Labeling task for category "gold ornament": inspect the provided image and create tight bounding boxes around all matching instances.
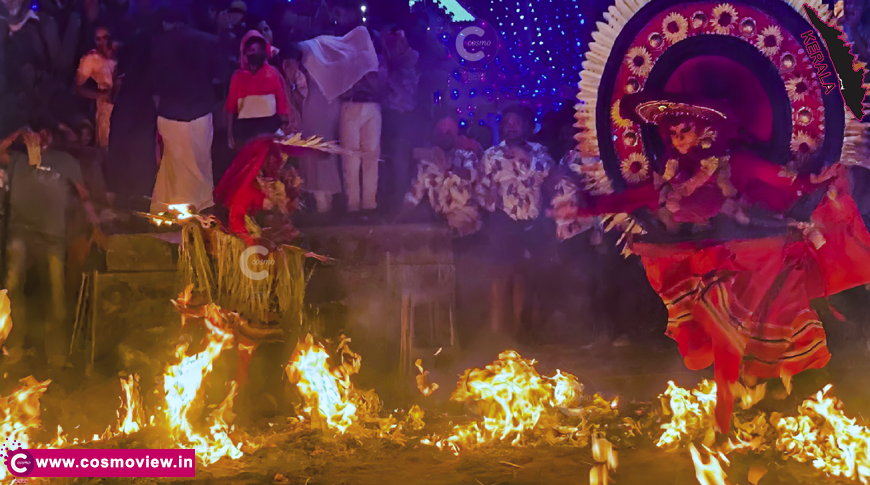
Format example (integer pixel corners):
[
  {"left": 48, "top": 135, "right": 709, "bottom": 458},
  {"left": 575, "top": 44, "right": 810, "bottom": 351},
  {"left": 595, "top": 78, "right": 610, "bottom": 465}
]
[
  {"left": 649, "top": 32, "right": 664, "bottom": 49},
  {"left": 611, "top": 100, "right": 633, "bottom": 129},
  {"left": 625, "top": 46, "right": 653, "bottom": 77},
  {"left": 662, "top": 13, "right": 689, "bottom": 43},
  {"left": 741, "top": 18, "right": 756, "bottom": 36},
  {"left": 796, "top": 107, "right": 813, "bottom": 125},
  {"left": 785, "top": 76, "right": 811, "bottom": 102},
  {"left": 780, "top": 53, "right": 796, "bottom": 70},
  {"left": 711, "top": 4, "right": 739, "bottom": 34},
  {"left": 620, "top": 152, "right": 651, "bottom": 183},
  {"left": 756, "top": 25, "right": 783, "bottom": 57},
  {"left": 691, "top": 11, "right": 707, "bottom": 29},
  {"left": 790, "top": 131, "right": 820, "bottom": 160}
]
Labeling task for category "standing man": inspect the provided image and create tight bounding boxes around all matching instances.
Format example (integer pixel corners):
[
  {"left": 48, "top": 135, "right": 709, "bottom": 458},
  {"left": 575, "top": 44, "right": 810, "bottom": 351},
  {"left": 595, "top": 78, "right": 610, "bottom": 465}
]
[
  {"left": 76, "top": 26, "right": 117, "bottom": 151},
  {"left": 332, "top": 0, "right": 382, "bottom": 217},
  {"left": 147, "top": 7, "right": 223, "bottom": 214}
]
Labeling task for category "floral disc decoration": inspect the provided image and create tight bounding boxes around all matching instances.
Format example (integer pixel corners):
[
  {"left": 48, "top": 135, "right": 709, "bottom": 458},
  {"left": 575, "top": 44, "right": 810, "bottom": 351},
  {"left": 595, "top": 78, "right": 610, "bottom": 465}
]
[{"left": 575, "top": 0, "right": 864, "bottom": 188}]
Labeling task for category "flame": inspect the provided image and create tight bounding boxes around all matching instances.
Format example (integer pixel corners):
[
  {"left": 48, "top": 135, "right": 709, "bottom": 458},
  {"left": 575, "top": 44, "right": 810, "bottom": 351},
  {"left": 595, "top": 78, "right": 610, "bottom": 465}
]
[
  {"left": 590, "top": 432, "right": 618, "bottom": 485},
  {"left": 163, "top": 310, "right": 250, "bottom": 465},
  {"left": 118, "top": 374, "right": 144, "bottom": 435},
  {"left": 168, "top": 204, "right": 194, "bottom": 220},
  {"left": 406, "top": 405, "right": 425, "bottom": 431},
  {"left": 286, "top": 334, "right": 360, "bottom": 434},
  {"left": 689, "top": 443, "right": 731, "bottom": 485},
  {"left": 776, "top": 384, "right": 870, "bottom": 484},
  {"left": 421, "top": 351, "right": 613, "bottom": 455},
  {"left": 657, "top": 380, "right": 718, "bottom": 450},
  {"left": 0, "top": 290, "right": 13, "bottom": 349},
  {"left": 0, "top": 377, "right": 51, "bottom": 480},
  {"left": 415, "top": 359, "right": 439, "bottom": 396},
  {"left": 285, "top": 335, "right": 406, "bottom": 441}
]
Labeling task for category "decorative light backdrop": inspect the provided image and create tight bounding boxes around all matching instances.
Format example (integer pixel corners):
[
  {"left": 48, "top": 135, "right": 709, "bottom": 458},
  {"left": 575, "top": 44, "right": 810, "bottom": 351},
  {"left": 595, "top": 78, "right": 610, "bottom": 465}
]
[{"left": 424, "top": 0, "right": 594, "bottom": 135}]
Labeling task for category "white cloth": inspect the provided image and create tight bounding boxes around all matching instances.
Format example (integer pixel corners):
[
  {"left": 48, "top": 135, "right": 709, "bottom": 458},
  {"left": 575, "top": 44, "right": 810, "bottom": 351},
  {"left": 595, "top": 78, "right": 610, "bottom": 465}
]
[
  {"left": 299, "top": 26, "right": 379, "bottom": 103},
  {"left": 340, "top": 102, "right": 381, "bottom": 212},
  {"left": 237, "top": 94, "right": 277, "bottom": 119},
  {"left": 151, "top": 113, "right": 215, "bottom": 214}
]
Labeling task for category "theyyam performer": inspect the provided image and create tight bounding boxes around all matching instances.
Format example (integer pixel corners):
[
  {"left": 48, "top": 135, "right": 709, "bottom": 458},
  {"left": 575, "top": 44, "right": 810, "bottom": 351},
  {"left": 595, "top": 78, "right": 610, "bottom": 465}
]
[{"left": 559, "top": 0, "right": 870, "bottom": 431}]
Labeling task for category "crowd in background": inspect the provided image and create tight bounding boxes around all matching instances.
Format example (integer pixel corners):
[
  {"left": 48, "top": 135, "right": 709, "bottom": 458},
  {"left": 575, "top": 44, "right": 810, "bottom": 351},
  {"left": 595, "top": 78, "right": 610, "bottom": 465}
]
[{"left": 0, "top": 0, "right": 674, "bottom": 368}]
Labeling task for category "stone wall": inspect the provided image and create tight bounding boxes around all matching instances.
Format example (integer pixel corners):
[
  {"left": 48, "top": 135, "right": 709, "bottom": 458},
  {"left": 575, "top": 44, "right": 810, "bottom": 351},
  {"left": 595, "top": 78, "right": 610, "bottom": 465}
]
[{"left": 303, "top": 223, "right": 456, "bottom": 395}]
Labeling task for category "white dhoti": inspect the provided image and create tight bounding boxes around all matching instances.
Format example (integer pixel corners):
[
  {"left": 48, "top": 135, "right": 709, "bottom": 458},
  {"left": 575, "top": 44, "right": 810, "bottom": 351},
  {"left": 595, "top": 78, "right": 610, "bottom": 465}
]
[{"left": 151, "top": 114, "right": 215, "bottom": 214}]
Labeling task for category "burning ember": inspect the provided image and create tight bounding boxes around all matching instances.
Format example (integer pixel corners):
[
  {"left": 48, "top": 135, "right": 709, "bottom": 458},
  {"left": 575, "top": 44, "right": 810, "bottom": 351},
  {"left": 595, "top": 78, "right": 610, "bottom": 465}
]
[
  {"left": 415, "top": 359, "right": 439, "bottom": 397},
  {"left": 776, "top": 384, "right": 870, "bottom": 484},
  {"left": 0, "top": 290, "right": 12, "bottom": 349},
  {"left": 421, "top": 351, "right": 616, "bottom": 455},
  {"left": 163, "top": 309, "right": 251, "bottom": 466},
  {"left": 0, "top": 377, "right": 51, "bottom": 480}
]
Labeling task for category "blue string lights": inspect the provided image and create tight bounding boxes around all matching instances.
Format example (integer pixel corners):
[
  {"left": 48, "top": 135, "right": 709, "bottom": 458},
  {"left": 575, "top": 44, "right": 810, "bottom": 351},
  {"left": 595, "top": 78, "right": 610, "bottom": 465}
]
[{"left": 442, "top": 0, "right": 591, "bottom": 127}]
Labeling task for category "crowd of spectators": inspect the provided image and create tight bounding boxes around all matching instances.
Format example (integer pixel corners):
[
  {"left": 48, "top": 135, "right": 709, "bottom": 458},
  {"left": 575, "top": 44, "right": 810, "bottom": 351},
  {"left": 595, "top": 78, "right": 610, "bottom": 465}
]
[{"left": 0, "top": 0, "right": 670, "bottom": 367}]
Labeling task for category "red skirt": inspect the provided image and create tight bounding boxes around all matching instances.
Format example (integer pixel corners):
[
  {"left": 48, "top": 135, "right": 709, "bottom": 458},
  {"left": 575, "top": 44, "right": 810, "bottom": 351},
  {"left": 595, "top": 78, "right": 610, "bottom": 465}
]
[{"left": 633, "top": 185, "right": 870, "bottom": 432}]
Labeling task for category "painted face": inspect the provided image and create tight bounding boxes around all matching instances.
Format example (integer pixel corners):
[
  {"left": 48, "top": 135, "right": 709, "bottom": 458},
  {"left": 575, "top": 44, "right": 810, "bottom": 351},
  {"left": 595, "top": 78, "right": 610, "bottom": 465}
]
[
  {"left": 666, "top": 118, "right": 718, "bottom": 155},
  {"left": 668, "top": 122, "right": 699, "bottom": 155}
]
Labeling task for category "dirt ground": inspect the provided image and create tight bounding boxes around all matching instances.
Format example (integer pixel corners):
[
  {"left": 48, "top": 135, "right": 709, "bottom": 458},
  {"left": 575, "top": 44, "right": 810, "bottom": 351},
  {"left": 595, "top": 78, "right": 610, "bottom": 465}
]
[{"left": 5, "top": 334, "right": 869, "bottom": 485}]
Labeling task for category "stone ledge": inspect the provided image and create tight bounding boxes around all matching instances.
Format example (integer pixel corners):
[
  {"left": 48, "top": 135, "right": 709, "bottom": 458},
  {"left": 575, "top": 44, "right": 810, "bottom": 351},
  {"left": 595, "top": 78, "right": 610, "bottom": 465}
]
[{"left": 105, "top": 234, "right": 178, "bottom": 272}]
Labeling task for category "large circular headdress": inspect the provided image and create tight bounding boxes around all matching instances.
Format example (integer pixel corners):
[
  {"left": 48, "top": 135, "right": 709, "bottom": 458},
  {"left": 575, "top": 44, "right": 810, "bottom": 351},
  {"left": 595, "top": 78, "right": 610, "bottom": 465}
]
[{"left": 576, "top": 0, "right": 864, "bottom": 192}]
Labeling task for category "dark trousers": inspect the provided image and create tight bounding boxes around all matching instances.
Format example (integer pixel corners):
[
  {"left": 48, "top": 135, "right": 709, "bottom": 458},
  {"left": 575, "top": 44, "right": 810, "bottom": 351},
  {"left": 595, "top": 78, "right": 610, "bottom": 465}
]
[{"left": 381, "top": 109, "right": 418, "bottom": 212}]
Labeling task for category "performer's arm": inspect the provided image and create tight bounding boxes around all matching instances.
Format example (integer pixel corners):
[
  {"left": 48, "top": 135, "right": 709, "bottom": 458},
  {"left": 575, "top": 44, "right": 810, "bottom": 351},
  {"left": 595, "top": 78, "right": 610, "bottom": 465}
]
[
  {"left": 729, "top": 152, "right": 831, "bottom": 211},
  {"left": 576, "top": 183, "right": 659, "bottom": 216}
]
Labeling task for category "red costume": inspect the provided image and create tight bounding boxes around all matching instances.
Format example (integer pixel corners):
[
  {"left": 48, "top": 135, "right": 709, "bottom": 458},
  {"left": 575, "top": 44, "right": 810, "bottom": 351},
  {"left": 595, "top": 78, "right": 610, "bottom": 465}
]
[
  {"left": 213, "top": 136, "right": 306, "bottom": 243},
  {"left": 572, "top": 0, "right": 869, "bottom": 431}
]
